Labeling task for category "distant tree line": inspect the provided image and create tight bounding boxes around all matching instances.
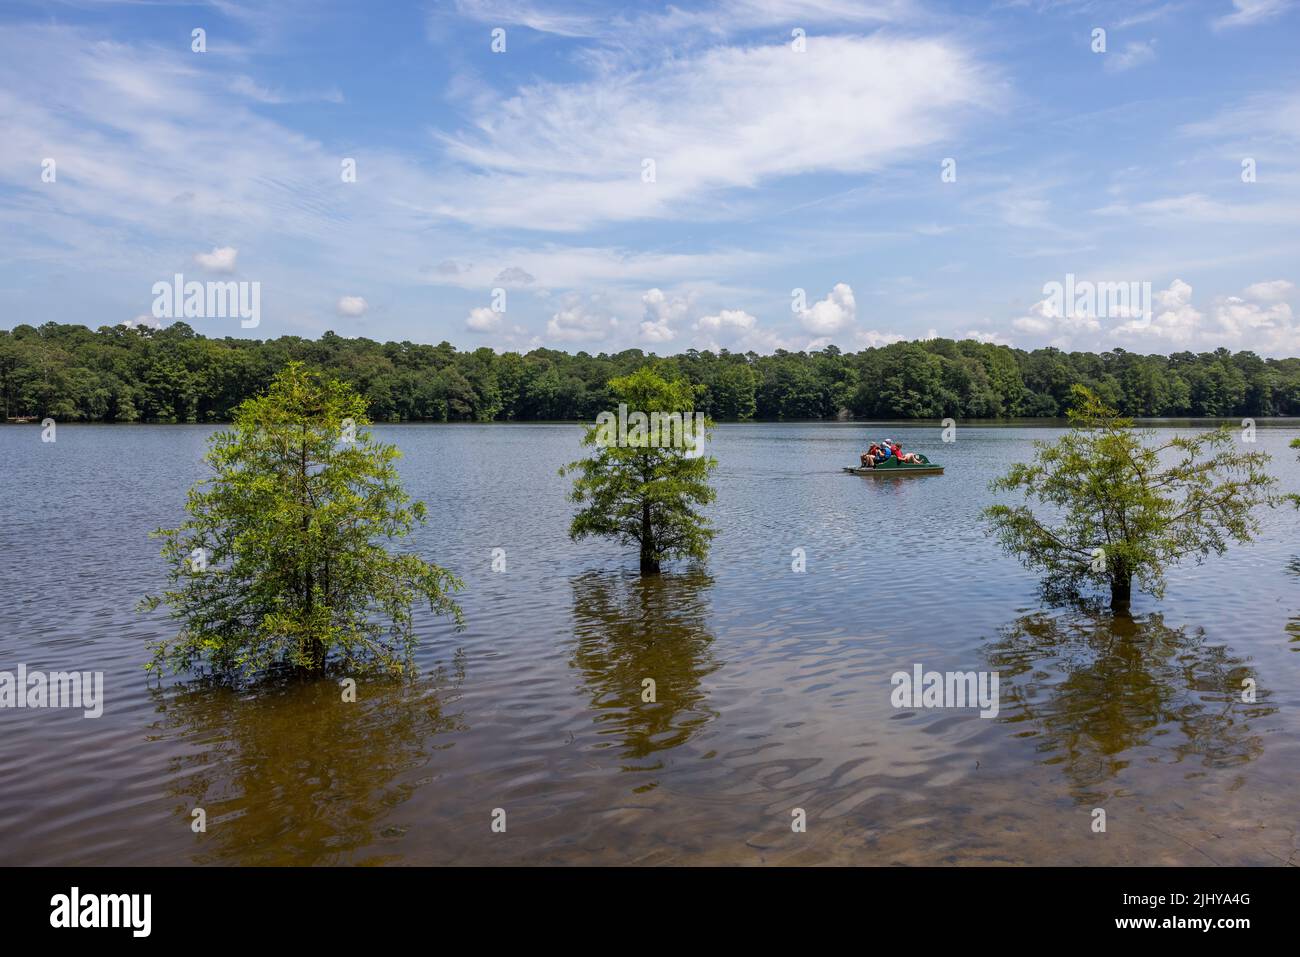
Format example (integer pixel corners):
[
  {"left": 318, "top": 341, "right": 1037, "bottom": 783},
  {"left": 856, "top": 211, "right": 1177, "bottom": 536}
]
[{"left": 3, "top": 320, "right": 1299, "bottom": 423}]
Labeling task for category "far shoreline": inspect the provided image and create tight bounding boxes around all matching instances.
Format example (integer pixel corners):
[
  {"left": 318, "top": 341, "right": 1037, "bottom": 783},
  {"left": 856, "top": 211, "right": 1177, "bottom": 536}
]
[{"left": 8, "top": 416, "right": 1300, "bottom": 428}]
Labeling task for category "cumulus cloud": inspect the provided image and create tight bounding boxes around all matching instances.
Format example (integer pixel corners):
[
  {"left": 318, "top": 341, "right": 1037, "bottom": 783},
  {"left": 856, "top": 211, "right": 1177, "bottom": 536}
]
[
  {"left": 853, "top": 329, "right": 908, "bottom": 349},
  {"left": 1243, "top": 279, "right": 1295, "bottom": 302},
  {"left": 1213, "top": 291, "right": 1296, "bottom": 345},
  {"left": 689, "top": 306, "right": 796, "bottom": 353},
  {"left": 194, "top": 246, "right": 238, "bottom": 273},
  {"left": 546, "top": 295, "right": 619, "bottom": 342},
  {"left": 1011, "top": 295, "right": 1101, "bottom": 341},
  {"left": 466, "top": 306, "right": 501, "bottom": 332},
  {"left": 336, "top": 296, "right": 368, "bottom": 317},
  {"left": 1113, "top": 279, "right": 1206, "bottom": 345},
  {"left": 1008, "top": 278, "right": 1300, "bottom": 354},
  {"left": 695, "top": 308, "right": 758, "bottom": 334},
  {"left": 964, "top": 329, "right": 1014, "bottom": 346},
  {"left": 796, "top": 283, "right": 856, "bottom": 335},
  {"left": 639, "top": 288, "right": 691, "bottom": 343}
]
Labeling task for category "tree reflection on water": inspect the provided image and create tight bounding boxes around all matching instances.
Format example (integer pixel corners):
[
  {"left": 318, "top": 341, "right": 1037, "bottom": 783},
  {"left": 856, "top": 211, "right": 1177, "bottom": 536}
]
[
  {"left": 148, "top": 653, "right": 466, "bottom": 864},
  {"left": 568, "top": 570, "right": 721, "bottom": 779},
  {"left": 984, "top": 607, "right": 1272, "bottom": 804}
]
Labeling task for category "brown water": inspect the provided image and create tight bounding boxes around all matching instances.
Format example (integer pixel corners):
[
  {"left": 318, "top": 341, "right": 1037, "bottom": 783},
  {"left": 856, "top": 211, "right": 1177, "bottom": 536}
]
[{"left": 1, "top": 422, "right": 1298, "bottom": 865}]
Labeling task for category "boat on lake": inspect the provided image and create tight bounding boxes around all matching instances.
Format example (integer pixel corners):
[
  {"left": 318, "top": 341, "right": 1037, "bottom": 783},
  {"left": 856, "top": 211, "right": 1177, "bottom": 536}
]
[{"left": 843, "top": 454, "right": 944, "bottom": 476}]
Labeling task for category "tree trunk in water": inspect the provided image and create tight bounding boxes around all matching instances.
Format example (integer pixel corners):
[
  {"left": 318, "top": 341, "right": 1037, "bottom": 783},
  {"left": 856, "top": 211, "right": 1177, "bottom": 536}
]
[
  {"left": 640, "top": 499, "right": 659, "bottom": 575},
  {"left": 1110, "top": 569, "right": 1132, "bottom": 611}
]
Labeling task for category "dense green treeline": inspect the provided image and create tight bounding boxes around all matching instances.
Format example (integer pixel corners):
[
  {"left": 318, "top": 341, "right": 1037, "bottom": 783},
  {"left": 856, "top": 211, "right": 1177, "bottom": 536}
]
[{"left": 4, "top": 320, "right": 1300, "bottom": 423}]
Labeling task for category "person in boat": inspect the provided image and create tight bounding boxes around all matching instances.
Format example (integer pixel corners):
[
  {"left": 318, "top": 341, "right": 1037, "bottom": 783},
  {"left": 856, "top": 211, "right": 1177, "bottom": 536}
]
[
  {"left": 860, "top": 441, "right": 891, "bottom": 468},
  {"left": 884, "top": 439, "right": 924, "bottom": 464}
]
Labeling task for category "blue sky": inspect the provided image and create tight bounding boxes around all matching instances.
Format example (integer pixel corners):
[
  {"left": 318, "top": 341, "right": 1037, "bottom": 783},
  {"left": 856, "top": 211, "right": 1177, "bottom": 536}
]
[{"left": 1, "top": 0, "right": 1298, "bottom": 354}]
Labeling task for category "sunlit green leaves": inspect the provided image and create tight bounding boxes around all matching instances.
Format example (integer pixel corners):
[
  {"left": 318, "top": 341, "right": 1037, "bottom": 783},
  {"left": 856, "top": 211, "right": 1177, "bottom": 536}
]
[
  {"left": 984, "top": 385, "right": 1275, "bottom": 607},
  {"left": 561, "top": 366, "right": 717, "bottom": 574},
  {"left": 142, "top": 362, "right": 462, "bottom": 680}
]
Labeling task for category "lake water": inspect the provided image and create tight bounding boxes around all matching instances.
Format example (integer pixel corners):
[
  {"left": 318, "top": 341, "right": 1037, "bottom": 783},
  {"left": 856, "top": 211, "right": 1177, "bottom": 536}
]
[{"left": 2, "top": 421, "right": 1298, "bottom": 865}]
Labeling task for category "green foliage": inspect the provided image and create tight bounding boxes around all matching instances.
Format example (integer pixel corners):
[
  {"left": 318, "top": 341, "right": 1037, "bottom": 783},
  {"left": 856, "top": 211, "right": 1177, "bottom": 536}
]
[
  {"left": 8, "top": 322, "right": 1300, "bottom": 423},
  {"left": 561, "top": 366, "right": 718, "bottom": 574},
  {"left": 142, "top": 362, "right": 463, "bottom": 678},
  {"left": 1290, "top": 437, "right": 1300, "bottom": 509},
  {"left": 983, "top": 386, "right": 1276, "bottom": 607}
]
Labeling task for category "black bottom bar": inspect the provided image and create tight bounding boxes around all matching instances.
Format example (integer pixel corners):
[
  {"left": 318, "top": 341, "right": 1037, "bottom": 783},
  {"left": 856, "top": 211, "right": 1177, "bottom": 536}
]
[{"left": 0, "top": 866, "right": 1285, "bottom": 943}]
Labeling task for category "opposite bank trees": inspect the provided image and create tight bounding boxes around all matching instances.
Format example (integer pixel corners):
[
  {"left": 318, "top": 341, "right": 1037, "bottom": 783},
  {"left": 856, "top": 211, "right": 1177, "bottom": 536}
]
[
  {"left": 984, "top": 386, "right": 1274, "bottom": 609},
  {"left": 143, "top": 362, "right": 462, "bottom": 678},
  {"left": 562, "top": 366, "right": 717, "bottom": 574}
]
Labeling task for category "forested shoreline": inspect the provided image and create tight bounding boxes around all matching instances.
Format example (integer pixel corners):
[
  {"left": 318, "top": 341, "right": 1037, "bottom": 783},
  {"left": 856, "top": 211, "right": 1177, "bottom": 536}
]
[{"left": 4, "top": 320, "right": 1300, "bottom": 423}]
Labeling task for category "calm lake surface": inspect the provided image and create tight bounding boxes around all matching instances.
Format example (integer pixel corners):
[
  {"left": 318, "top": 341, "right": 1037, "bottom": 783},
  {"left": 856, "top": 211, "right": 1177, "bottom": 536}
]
[{"left": 2, "top": 421, "right": 1299, "bottom": 865}]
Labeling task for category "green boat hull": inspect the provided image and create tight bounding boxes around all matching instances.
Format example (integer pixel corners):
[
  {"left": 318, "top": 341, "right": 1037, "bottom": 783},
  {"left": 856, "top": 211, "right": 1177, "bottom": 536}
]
[{"left": 843, "top": 456, "right": 944, "bottom": 476}]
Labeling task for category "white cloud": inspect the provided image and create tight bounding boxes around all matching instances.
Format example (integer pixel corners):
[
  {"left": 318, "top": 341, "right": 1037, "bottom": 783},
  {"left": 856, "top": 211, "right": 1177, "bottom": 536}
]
[
  {"left": 336, "top": 296, "right": 368, "bottom": 317},
  {"left": 964, "top": 329, "right": 1013, "bottom": 346},
  {"left": 853, "top": 329, "right": 908, "bottom": 349},
  {"left": 1011, "top": 296, "right": 1101, "bottom": 340},
  {"left": 1243, "top": 279, "right": 1295, "bottom": 302},
  {"left": 1114, "top": 279, "right": 1200, "bottom": 345},
  {"left": 1180, "top": 91, "right": 1300, "bottom": 143},
  {"left": 466, "top": 306, "right": 501, "bottom": 332},
  {"left": 229, "top": 75, "right": 343, "bottom": 105},
  {"left": 1214, "top": 295, "right": 1295, "bottom": 344},
  {"left": 1116, "top": 3, "right": 1181, "bottom": 28},
  {"left": 1010, "top": 278, "right": 1300, "bottom": 354},
  {"left": 194, "top": 246, "right": 238, "bottom": 273},
  {"left": 416, "top": 246, "right": 767, "bottom": 294},
  {"left": 494, "top": 266, "right": 535, "bottom": 286},
  {"left": 449, "top": 0, "right": 915, "bottom": 40},
  {"left": 1213, "top": 0, "right": 1292, "bottom": 30},
  {"left": 1105, "top": 40, "right": 1158, "bottom": 73},
  {"left": 695, "top": 308, "right": 758, "bottom": 333},
  {"left": 1095, "top": 192, "right": 1300, "bottom": 225},
  {"left": 546, "top": 295, "right": 619, "bottom": 342},
  {"left": 639, "top": 288, "right": 691, "bottom": 343},
  {"left": 1155, "top": 277, "right": 1195, "bottom": 309},
  {"left": 796, "top": 283, "right": 856, "bottom": 335},
  {"left": 436, "top": 34, "right": 997, "bottom": 231},
  {"left": 689, "top": 307, "right": 803, "bottom": 353}
]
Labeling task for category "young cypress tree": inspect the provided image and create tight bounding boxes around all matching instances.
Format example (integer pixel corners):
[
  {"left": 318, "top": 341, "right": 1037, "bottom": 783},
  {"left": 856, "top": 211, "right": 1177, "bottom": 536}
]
[
  {"left": 983, "top": 385, "right": 1274, "bottom": 609},
  {"left": 561, "top": 366, "right": 717, "bottom": 575},
  {"left": 143, "top": 362, "right": 462, "bottom": 677}
]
